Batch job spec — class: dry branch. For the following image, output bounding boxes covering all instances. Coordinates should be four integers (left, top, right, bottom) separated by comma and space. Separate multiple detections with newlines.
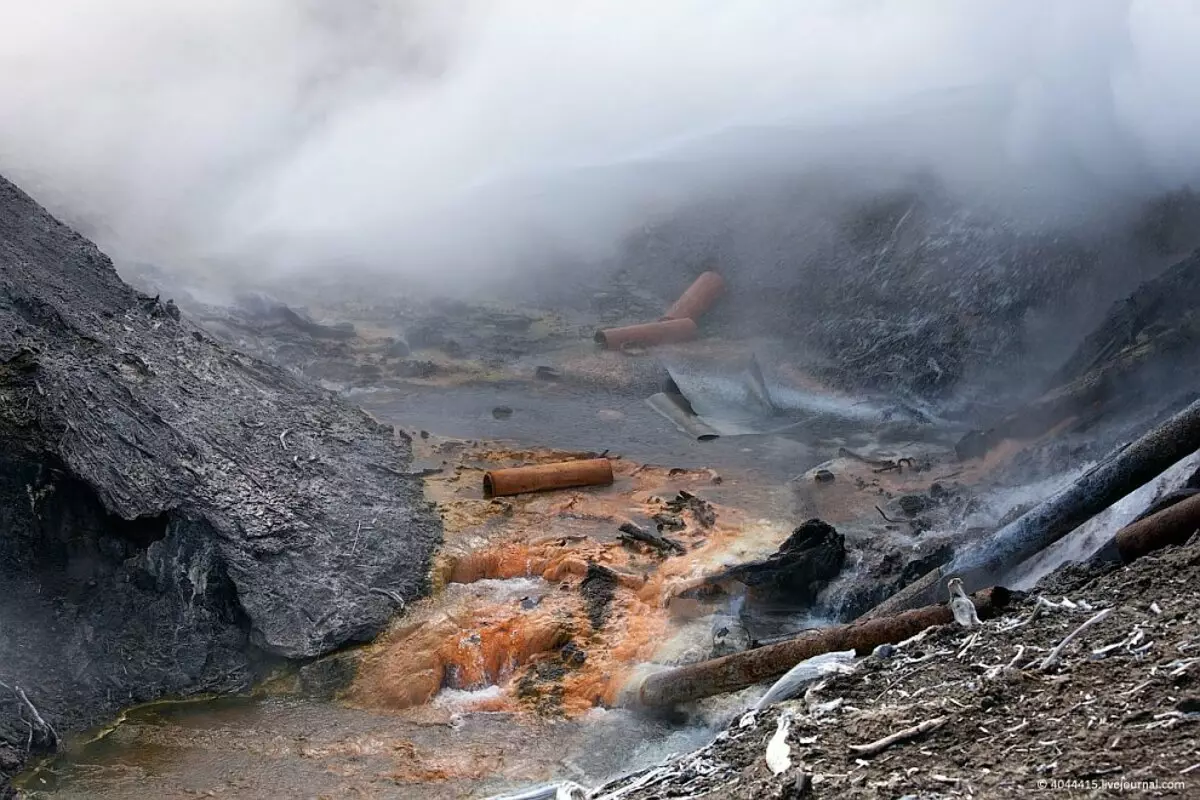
848, 716, 947, 756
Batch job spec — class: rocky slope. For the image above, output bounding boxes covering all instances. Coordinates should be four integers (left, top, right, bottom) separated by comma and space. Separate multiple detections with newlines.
0, 175, 441, 793
594, 532, 1200, 799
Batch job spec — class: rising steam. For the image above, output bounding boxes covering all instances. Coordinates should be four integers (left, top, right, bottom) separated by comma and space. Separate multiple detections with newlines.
1, 1, 1198, 288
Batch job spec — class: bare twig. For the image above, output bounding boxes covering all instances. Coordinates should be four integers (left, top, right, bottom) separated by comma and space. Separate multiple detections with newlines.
279, 428, 292, 450
875, 505, 904, 524
0, 681, 59, 745
369, 587, 406, 609
618, 522, 685, 555
849, 716, 947, 757
1040, 608, 1112, 671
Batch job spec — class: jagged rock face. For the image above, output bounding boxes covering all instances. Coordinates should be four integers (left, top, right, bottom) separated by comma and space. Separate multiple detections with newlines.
0, 174, 441, 788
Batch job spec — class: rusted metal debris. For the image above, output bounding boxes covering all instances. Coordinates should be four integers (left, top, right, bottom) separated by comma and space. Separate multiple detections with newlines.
594, 318, 699, 350
483, 458, 614, 498
663, 271, 726, 322
634, 588, 1012, 708
1116, 491, 1200, 563
864, 396, 1200, 620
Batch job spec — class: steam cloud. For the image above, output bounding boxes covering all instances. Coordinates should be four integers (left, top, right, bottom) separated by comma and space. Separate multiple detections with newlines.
1, 0, 1198, 290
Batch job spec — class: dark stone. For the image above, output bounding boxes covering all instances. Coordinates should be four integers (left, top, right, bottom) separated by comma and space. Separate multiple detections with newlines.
833, 543, 955, 620
0, 173, 441, 790
704, 519, 846, 608
580, 563, 618, 630
395, 359, 439, 379
559, 641, 587, 666
1174, 697, 1200, 714
897, 494, 931, 516
813, 469, 836, 483
298, 650, 360, 700
535, 366, 561, 381
665, 490, 716, 528
492, 405, 514, 420
384, 337, 411, 358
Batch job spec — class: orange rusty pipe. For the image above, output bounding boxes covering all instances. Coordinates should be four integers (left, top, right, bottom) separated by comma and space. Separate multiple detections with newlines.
635, 587, 1012, 708
663, 271, 726, 321
593, 318, 698, 350
1116, 492, 1200, 563
483, 458, 614, 498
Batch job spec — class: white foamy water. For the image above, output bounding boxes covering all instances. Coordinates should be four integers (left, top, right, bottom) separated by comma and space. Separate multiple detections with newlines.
433, 684, 506, 710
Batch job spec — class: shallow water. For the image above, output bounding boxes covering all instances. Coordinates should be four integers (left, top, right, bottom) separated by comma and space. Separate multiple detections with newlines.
16, 694, 724, 800
353, 380, 818, 483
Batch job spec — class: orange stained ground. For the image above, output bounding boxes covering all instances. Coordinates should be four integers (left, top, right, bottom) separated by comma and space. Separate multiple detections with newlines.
351, 426, 1037, 720
349, 440, 787, 717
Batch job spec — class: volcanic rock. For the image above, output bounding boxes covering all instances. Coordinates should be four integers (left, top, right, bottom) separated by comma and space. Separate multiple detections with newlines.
705, 519, 846, 608
0, 174, 440, 792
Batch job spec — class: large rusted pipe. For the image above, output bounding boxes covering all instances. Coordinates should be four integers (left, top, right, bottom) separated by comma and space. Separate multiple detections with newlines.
594, 318, 698, 350
635, 588, 1011, 708
483, 458, 614, 498
863, 397, 1200, 621
663, 271, 726, 321
1116, 491, 1200, 562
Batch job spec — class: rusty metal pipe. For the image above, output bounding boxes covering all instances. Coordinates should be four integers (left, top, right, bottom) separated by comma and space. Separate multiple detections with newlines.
1116, 491, 1200, 563
594, 318, 698, 350
635, 588, 1011, 708
663, 271, 726, 321
483, 458, 614, 498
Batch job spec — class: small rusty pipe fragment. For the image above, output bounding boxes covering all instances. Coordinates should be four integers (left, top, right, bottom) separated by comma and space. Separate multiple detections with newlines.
594, 318, 698, 350
1116, 491, 1200, 563
634, 587, 1011, 708
663, 271, 726, 321
483, 458, 614, 498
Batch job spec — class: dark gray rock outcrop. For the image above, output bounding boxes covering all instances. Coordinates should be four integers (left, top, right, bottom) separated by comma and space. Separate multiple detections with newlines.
0, 175, 441, 792
705, 519, 847, 608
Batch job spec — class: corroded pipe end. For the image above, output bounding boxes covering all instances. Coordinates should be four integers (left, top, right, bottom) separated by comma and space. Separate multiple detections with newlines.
593, 318, 698, 350
1115, 492, 1200, 563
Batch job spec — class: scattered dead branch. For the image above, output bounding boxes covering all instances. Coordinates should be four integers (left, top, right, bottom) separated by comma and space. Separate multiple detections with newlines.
618, 522, 686, 556
1040, 608, 1113, 671
848, 716, 947, 757
0, 681, 59, 746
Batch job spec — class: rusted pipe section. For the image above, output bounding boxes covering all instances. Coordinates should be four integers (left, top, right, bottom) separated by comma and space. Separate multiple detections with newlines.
483, 458, 614, 498
863, 396, 1200, 621
635, 587, 1011, 708
1116, 491, 1200, 563
663, 271, 726, 321
594, 318, 698, 350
